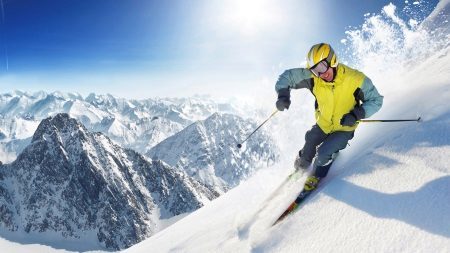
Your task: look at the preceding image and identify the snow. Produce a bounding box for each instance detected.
[0,228,104,252]
[0,237,69,253]
[124,122,450,252]
[124,112,450,252]
[1,1,450,252]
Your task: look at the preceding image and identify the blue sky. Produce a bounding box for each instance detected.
[0,0,439,99]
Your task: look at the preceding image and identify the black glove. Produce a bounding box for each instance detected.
[276,88,291,111]
[340,113,357,126]
[340,106,365,126]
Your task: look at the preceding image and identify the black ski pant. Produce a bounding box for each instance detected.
[300,124,354,177]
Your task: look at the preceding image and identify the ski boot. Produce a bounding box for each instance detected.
[304,175,321,191]
[294,151,311,172]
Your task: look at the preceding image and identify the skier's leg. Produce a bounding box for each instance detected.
[299,124,327,164]
[313,130,354,178]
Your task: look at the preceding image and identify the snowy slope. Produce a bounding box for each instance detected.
[125,1,450,252]
[124,87,450,253]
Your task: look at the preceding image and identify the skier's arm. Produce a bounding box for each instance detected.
[275,68,314,93]
[274,69,314,110]
[357,77,384,118]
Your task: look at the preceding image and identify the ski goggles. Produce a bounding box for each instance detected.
[309,60,329,77]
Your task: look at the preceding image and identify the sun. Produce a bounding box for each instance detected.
[216,0,283,37]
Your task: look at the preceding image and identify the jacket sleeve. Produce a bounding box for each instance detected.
[359,77,383,118]
[275,68,314,94]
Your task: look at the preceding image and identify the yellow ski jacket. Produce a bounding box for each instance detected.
[275,63,383,134]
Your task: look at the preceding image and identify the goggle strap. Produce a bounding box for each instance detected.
[326,47,334,65]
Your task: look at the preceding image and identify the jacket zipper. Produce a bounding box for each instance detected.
[330,85,335,132]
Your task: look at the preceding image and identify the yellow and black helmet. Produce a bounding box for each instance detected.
[306,43,338,68]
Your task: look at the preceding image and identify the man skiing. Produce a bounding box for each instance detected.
[275,43,383,191]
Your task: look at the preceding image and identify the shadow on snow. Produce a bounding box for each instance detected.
[324,176,450,238]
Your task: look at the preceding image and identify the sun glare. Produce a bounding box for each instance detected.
[217,0,282,36]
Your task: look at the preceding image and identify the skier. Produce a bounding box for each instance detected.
[275,43,383,191]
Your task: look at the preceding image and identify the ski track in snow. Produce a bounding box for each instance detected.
[235,171,306,241]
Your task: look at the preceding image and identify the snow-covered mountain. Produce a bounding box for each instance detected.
[0,92,249,160]
[0,89,280,250]
[0,113,218,250]
[0,91,279,195]
[147,112,279,193]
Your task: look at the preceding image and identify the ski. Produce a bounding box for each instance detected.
[272,185,317,226]
[272,148,338,226]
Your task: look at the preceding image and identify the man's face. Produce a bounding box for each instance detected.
[319,67,334,82]
[310,60,335,82]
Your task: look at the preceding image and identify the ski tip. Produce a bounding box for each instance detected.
[272,203,298,227]
[272,216,284,227]
[417,117,422,122]
[272,213,286,227]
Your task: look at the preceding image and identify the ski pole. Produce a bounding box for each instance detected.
[359,117,421,123]
[237,109,278,149]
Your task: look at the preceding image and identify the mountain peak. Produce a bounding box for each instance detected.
[147,112,278,192]
[31,113,85,143]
